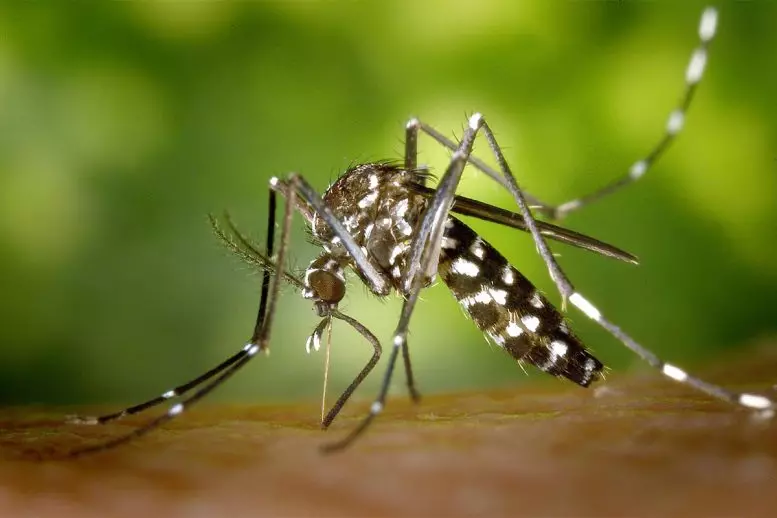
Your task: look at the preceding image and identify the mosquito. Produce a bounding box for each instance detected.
[65,6,774,456]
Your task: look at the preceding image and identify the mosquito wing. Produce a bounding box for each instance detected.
[409,183,638,265]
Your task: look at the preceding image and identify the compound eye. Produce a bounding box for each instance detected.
[307,270,346,305]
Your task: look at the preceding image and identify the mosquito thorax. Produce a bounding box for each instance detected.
[312,163,429,297]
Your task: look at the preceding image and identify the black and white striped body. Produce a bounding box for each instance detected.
[438,216,603,386]
[305,162,603,386]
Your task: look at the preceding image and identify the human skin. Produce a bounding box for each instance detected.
[2,346,777,518]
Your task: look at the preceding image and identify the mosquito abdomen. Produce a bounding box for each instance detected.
[437,216,604,387]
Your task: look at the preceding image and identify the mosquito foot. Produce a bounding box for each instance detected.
[65,414,100,425]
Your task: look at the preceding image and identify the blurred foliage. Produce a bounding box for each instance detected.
[1,1,776,408]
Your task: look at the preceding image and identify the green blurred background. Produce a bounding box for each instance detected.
[1,1,776,409]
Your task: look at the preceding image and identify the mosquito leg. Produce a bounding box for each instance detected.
[550,7,718,219]
[405,118,419,171]
[66,179,295,457]
[66,350,247,426]
[410,10,718,222]
[67,189,281,428]
[250,180,278,343]
[397,118,431,404]
[567,291,775,416]
[321,310,382,429]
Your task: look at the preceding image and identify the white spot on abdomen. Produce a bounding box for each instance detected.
[521,315,540,332]
[442,236,458,249]
[488,288,507,305]
[451,257,480,277]
[502,266,514,285]
[461,288,493,308]
[470,239,485,259]
[549,340,568,358]
[506,321,523,337]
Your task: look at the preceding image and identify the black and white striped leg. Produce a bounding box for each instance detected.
[65,189,282,429]
[65,350,247,426]
[404,8,718,222]
[567,291,775,416]
[322,113,487,452]
[551,7,718,220]
[65,179,294,457]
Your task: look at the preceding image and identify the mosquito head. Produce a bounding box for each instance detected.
[303,253,347,309]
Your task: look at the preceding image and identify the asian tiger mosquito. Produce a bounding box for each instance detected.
[65,6,775,457]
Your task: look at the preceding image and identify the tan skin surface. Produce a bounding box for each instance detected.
[2,347,777,518]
